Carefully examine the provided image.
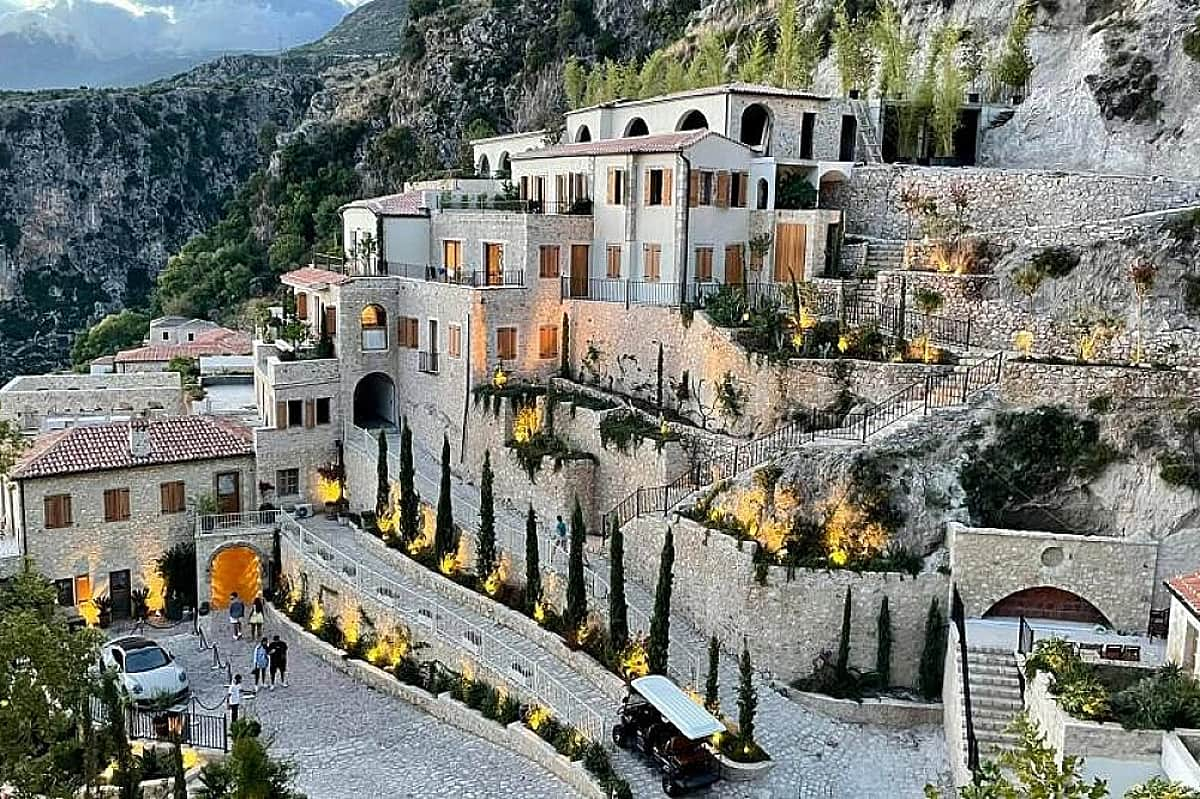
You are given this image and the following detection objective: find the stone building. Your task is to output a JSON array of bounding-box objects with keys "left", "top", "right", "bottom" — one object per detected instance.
[
  {"left": 1166, "top": 571, "right": 1200, "bottom": 677},
  {"left": 0, "top": 371, "right": 186, "bottom": 432},
  {"left": 0, "top": 415, "right": 256, "bottom": 617}
]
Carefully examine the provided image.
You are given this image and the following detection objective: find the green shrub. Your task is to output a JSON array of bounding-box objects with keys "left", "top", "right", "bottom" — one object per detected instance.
[
  {"left": 1030, "top": 246, "right": 1080, "bottom": 278},
  {"left": 1110, "top": 664, "right": 1200, "bottom": 730},
  {"left": 1126, "top": 777, "right": 1200, "bottom": 799},
  {"left": 1184, "top": 16, "right": 1200, "bottom": 63}
]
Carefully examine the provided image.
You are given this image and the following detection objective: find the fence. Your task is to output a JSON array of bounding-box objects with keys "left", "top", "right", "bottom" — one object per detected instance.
[
  {"left": 439, "top": 197, "right": 593, "bottom": 216},
  {"left": 606, "top": 351, "right": 1004, "bottom": 530},
  {"left": 91, "top": 697, "right": 229, "bottom": 752},
  {"left": 842, "top": 297, "right": 974, "bottom": 351},
  {"left": 951, "top": 586, "right": 981, "bottom": 777},
  {"left": 195, "top": 510, "right": 280, "bottom": 536},
  {"left": 278, "top": 512, "right": 608, "bottom": 741}
]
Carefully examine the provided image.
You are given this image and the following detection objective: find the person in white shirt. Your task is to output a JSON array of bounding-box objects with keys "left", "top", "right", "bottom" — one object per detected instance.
[{"left": 227, "top": 674, "right": 243, "bottom": 722}]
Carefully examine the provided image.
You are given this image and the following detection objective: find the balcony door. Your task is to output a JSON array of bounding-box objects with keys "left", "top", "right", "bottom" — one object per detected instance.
[
  {"left": 484, "top": 243, "right": 503, "bottom": 286},
  {"left": 570, "top": 244, "right": 590, "bottom": 298},
  {"left": 215, "top": 471, "right": 241, "bottom": 515},
  {"left": 428, "top": 319, "right": 439, "bottom": 354}
]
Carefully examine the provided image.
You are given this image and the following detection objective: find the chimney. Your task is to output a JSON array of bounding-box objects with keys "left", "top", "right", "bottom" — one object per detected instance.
[{"left": 128, "top": 416, "right": 151, "bottom": 459}]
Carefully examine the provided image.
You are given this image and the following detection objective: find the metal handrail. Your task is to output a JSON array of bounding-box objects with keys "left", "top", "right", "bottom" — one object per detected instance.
[
  {"left": 195, "top": 510, "right": 280, "bottom": 537},
  {"left": 279, "top": 512, "right": 608, "bottom": 741}
]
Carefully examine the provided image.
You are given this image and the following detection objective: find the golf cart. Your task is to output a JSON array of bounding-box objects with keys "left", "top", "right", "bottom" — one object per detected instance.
[{"left": 611, "top": 675, "right": 722, "bottom": 796}]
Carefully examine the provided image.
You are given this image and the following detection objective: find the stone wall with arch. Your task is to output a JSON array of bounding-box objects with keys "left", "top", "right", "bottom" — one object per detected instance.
[
  {"left": 948, "top": 522, "right": 1158, "bottom": 633},
  {"left": 195, "top": 533, "right": 273, "bottom": 608}
]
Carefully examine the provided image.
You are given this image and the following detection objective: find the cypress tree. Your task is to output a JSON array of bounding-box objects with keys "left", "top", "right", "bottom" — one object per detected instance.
[
  {"left": 876, "top": 596, "right": 893, "bottom": 687},
  {"left": 608, "top": 518, "right": 628, "bottom": 650},
  {"left": 737, "top": 639, "right": 757, "bottom": 745},
  {"left": 81, "top": 695, "right": 98, "bottom": 799},
  {"left": 171, "top": 734, "right": 186, "bottom": 799},
  {"left": 647, "top": 526, "right": 675, "bottom": 675},
  {"left": 434, "top": 434, "right": 456, "bottom": 561},
  {"left": 836, "top": 586, "right": 852, "bottom": 677},
  {"left": 399, "top": 419, "right": 420, "bottom": 546},
  {"left": 375, "top": 429, "right": 389, "bottom": 517},
  {"left": 477, "top": 450, "right": 497, "bottom": 580},
  {"left": 705, "top": 634, "right": 720, "bottom": 713},
  {"left": 564, "top": 496, "right": 588, "bottom": 629},
  {"left": 560, "top": 312, "right": 572, "bottom": 378},
  {"left": 919, "top": 598, "right": 946, "bottom": 700},
  {"left": 525, "top": 505, "right": 541, "bottom": 612}
]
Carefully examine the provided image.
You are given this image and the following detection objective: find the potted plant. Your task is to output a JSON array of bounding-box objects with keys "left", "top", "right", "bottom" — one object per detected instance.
[
  {"left": 131, "top": 587, "right": 150, "bottom": 622},
  {"left": 93, "top": 595, "right": 114, "bottom": 629}
]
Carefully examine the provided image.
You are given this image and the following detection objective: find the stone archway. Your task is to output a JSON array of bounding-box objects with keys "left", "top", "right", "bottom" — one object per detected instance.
[
  {"left": 353, "top": 372, "right": 396, "bottom": 429},
  {"left": 984, "top": 586, "right": 1111, "bottom": 626},
  {"left": 676, "top": 109, "right": 709, "bottom": 131},
  {"left": 208, "top": 543, "right": 266, "bottom": 610},
  {"left": 477, "top": 153, "right": 491, "bottom": 177},
  {"left": 575, "top": 124, "right": 592, "bottom": 142},
  {"left": 739, "top": 103, "right": 771, "bottom": 148},
  {"left": 623, "top": 117, "right": 649, "bottom": 137}
]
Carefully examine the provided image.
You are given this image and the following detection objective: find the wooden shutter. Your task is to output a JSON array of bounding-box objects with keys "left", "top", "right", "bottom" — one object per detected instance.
[
  {"left": 774, "top": 223, "right": 808, "bottom": 282},
  {"left": 275, "top": 401, "right": 287, "bottom": 430},
  {"left": 607, "top": 168, "right": 616, "bottom": 204},
  {"left": 324, "top": 306, "right": 337, "bottom": 335},
  {"left": 688, "top": 172, "right": 699, "bottom": 207},
  {"left": 408, "top": 318, "right": 419, "bottom": 349},
  {"left": 716, "top": 172, "right": 730, "bottom": 208},
  {"left": 644, "top": 170, "right": 653, "bottom": 206},
  {"left": 304, "top": 399, "right": 315, "bottom": 428},
  {"left": 160, "top": 482, "right": 173, "bottom": 513},
  {"left": 44, "top": 495, "right": 69, "bottom": 528},
  {"left": 296, "top": 293, "right": 308, "bottom": 320},
  {"left": 737, "top": 173, "right": 749, "bottom": 208},
  {"left": 662, "top": 169, "right": 673, "bottom": 206}
]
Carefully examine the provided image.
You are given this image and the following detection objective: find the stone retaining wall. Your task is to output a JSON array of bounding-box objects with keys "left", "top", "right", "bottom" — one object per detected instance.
[
  {"left": 1000, "top": 361, "right": 1200, "bottom": 408},
  {"left": 1025, "top": 670, "right": 1163, "bottom": 763},
  {"left": 622, "top": 515, "right": 949, "bottom": 688},
  {"left": 827, "top": 166, "right": 1200, "bottom": 238},
  {"left": 779, "top": 686, "right": 943, "bottom": 728},
  {"left": 268, "top": 605, "right": 607, "bottom": 799}
]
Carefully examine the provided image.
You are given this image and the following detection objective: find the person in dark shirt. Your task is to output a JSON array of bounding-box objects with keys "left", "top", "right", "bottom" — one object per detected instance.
[{"left": 267, "top": 635, "right": 289, "bottom": 688}]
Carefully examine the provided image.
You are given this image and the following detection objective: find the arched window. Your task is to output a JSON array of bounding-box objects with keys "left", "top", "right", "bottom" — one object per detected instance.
[
  {"left": 739, "top": 103, "right": 771, "bottom": 148},
  {"left": 496, "top": 152, "right": 511, "bottom": 177},
  {"left": 756, "top": 178, "right": 770, "bottom": 210},
  {"left": 623, "top": 117, "right": 649, "bottom": 137},
  {"left": 477, "top": 154, "right": 490, "bottom": 177},
  {"left": 575, "top": 124, "right": 592, "bottom": 142},
  {"left": 360, "top": 305, "right": 388, "bottom": 351},
  {"left": 676, "top": 110, "right": 709, "bottom": 131}
]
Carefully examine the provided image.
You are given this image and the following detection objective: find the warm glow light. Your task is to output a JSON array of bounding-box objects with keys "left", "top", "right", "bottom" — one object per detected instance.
[
  {"left": 439, "top": 552, "right": 460, "bottom": 576},
  {"left": 141, "top": 566, "right": 166, "bottom": 613},
  {"left": 492, "top": 365, "right": 508, "bottom": 389},
  {"left": 79, "top": 601, "right": 100, "bottom": 627},
  {"left": 798, "top": 307, "right": 817, "bottom": 330},
  {"left": 533, "top": 601, "right": 547, "bottom": 624},
  {"left": 182, "top": 747, "right": 204, "bottom": 771},
  {"left": 317, "top": 476, "right": 341, "bottom": 504},
  {"left": 308, "top": 601, "right": 326, "bottom": 634},
  {"left": 483, "top": 553, "right": 509, "bottom": 596},
  {"left": 366, "top": 630, "right": 409, "bottom": 668},
  {"left": 620, "top": 639, "right": 649, "bottom": 680},
  {"left": 512, "top": 405, "right": 540, "bottom": 444},
  {"left": 341, "top": 607, "right": 360, "bottom": 646},
  {"left": 527, "top": 705, "right": 551, "bottom": 731},
  {"left": 407, "top": 505, "right": 436, "bottom": 555},
  {"left": 837, "top": 334, "right": 851, "bottom": 354},
  {"left": 1014, "top": 329, "right": 1034, "bottom": 356},
  {"left": 823, "top": 496, "right": 889, "bottom": 566}
]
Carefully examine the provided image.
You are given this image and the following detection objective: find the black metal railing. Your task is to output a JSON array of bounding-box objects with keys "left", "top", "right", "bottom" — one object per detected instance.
[
  {"left": 560, "top": 277, "right": 685, "bottom": 308},
  {"left": 91, "top": 698, "right": 229, "bottom": 752},
  {"left": 951, "top": 586, "right": 981, "bottom": 777},
  {"left": 419, "top": 351, "right": 440, "bottom": 374},
  {"left": 842, "top": 298, "right": 974, "bottom": 351},
  {"left": 387, "top": 262, "right": 525, "bottom": 288},
  {"left": 439, "top": 197, "right": 594, "bottom": 216},
  {"left": 1018, "top": 615, "right": 1035, "bottom": 656},
  {"left": 605, "top": 351, "right": 1005, "bottom": 530}
]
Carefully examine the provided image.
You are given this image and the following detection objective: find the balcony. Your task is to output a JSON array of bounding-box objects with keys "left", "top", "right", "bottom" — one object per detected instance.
[
  {"left": 439, "top": 197, "right": 593, "bottom": 216},
  {"left": 389, "top": 263, "right": 525, "bottom": 288},
  {"left": 418, "top": 351, "right": 440, "bottom": 374}
]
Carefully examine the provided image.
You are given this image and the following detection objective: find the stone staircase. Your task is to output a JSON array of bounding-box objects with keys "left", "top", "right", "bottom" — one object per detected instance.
[
  {"left": 965, "top": 646, "right": 1023, "bottom": 758},
  {"left": 863, "top": 238, "right": 906, "bottom": 273}
]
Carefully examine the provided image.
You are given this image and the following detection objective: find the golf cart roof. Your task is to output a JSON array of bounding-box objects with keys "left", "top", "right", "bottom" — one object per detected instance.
[{"left": 630, "top": 675, "right": 724, "bottom": 740}]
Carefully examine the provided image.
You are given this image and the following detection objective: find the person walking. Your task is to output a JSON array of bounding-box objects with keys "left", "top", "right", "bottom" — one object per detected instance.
[
  {"left": 248, "top": 597, "right": 265, "bottom": 639},
  {"left": 553, "top": 514, "right": 568, "bottom": 560},
  {"left": 267, "top": 635, "right": 289, "bottom": 688},
  {"left": 228, "top": 593, "right": 245, "bottom": 640},
  {"left": 251, "top": 638, "right": 270, "bottom": 688},
  {"left": 227, "top": 674, "right": 243, "bottom": 722}
]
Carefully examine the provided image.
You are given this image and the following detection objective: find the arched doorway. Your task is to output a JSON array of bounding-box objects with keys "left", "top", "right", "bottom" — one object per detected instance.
[
  {"left": 984, "top": 586, "right": 1110, "bottom": 626},
  {"left": 353, "top": 372, "right": 397, "bottom": 428},
  {"left": 497, "top": 152, "right": 511, "bottom": 176},
  {"left": 575, "top": 124, "right": 592, "bottom": 142},
  {"left": 624, "top": 117, "right": 649, "bottom": 137},
  {"left": 676, "top": 110, "right": 709, "bottom": 131},
  {"left": 740, "top": 103, "right": 771, "bottom": 148},
  {"left": 477, "top": 154, "right": 490, "bottom": 177},
  {"left": 210, "top": 545, "right": 262, "bottom": 611},
  {"left": 756, "top": 177, "right": 770, "bottom": 210}
]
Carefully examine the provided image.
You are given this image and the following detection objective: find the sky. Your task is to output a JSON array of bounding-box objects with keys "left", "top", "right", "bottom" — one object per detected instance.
[{"left": 0, "top": 0, "right": 367, "bottom": 56}]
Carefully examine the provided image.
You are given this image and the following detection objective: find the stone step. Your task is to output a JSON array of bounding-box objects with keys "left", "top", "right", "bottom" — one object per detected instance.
[
  {"left": 970, "top": 670, "right": 1021, "bottom": 687},
  {"left": 967, "top": 658, "right": 1018, "bottom": 675},
  {"left": 973, "top": 700, "right": 1022, "bottom": 718}
]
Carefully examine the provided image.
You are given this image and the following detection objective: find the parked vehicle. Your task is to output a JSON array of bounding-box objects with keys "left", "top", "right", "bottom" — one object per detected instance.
[
  {"left": 100, "top": 636, "right": 190, "bottom": 709},
  {"left": 611, "top": 675, "right": 723, "bottom": 796}
]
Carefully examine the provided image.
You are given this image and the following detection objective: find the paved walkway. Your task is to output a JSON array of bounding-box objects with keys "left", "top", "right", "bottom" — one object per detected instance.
[
  {"left": 151, "top": 625, "right": 583, "bottom": 799},
  {"left": 396, "top": 437, "right": 954, "bottom": 797}
]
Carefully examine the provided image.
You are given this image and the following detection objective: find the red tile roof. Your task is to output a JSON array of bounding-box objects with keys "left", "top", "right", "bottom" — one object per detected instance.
[
  {"left": 114, "top": 329, "right": 252, "bottom": 364},
  {"left": 10, "top": 415, "right": 254, "bottom": 480},
  {"left": 1168, "top": 572, "right": 1200, "bottom": 620},
  {"left": 341, "top": 190, "right": 427, "bottom": 216},
  {"left": 281, "top": 267, "right": 352, "bottom": 289},
  {"left": 512, "top": 130, "right": 722, "bottom": 161}
]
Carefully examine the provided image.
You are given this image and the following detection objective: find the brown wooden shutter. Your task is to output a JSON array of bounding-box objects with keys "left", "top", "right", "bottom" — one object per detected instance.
[
  {"left": 304, "top": 399, "right": 316, "bottom": 428},
  {"left": 160, "top": 483, "right": 172, "bottom": 513},
  {"left": 662, "top": 170, "right": 673, "bottom": 206},
  {"left": 688, "top": 172, "right": 699, "bottom": 207},
  {"left": 275, "top": 401, "right": 287, "bottom": 430},
  {"left": 738, "top": 173, "right": 749, "bottom": 207},
  {"left": 644, "top": 170, "right": 652, "bottom": 206},
  {"left": 324, "top": 306, "right": 337, "bottom": 335},
  {"left": 607, "top": 168, "right": 616, "bottom": 204},
  {"left": 119, "top": 489, "right": 130, "bottom": 521},
  {"left": 296, "top": 293, "right": 308, "bottom": 320},
  {"left": 716, "top": 172, "right": 730, "bottom": 208}
]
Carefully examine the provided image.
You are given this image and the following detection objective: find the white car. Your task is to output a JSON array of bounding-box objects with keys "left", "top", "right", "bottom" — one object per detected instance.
[{"left": 101, "top": 636, "right": 190, "bottom": 709}]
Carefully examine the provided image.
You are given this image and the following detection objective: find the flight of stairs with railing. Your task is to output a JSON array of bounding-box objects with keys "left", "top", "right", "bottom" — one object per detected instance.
[{"left": 964, "top": 645, "right": 1023, "bottom": 758}]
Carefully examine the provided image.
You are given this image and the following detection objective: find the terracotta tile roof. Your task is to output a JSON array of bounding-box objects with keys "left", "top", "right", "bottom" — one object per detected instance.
[
  {"left": 340, "top": 190, "right": 428, "bottom": 216},
  {"left": 1168, "top": 572, "right": 1200, "bottom": 620},
  {"left": 113, "top": 329, "right": 252, "bottom": 363},
  {"left": 281, "top": 267, "right": 352, "bottom": 288},
  {"left": 512, "top": 130, "right": 722, "bottom": 161},
  {"left": 10, "top": 415, "right": 254, "bottom": 480}
]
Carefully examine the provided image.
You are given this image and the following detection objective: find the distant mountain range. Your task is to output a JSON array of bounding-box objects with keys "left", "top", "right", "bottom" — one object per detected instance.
[{"left": 0, "top": 0, "right": 371, "bottom": 90}]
